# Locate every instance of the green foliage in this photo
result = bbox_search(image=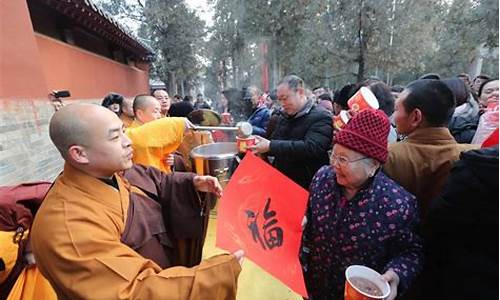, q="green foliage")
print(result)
[95,0,498,93]
[208,0,498,89]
